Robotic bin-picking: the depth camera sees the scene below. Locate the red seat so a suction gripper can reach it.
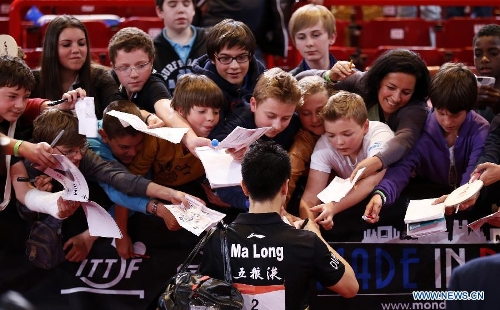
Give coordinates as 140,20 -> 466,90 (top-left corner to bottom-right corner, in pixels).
450,46 -> 475,66
118,17 -> 164,38
434,18 -> 499,49
22,48 -> 43,69
329,46 -> 358,62
359,18 -> 433,49
368,46 -> 446,67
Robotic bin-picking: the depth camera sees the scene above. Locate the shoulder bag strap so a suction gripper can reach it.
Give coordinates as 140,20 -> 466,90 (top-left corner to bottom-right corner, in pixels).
178,224 -> 218,273
219,222 -> 233,283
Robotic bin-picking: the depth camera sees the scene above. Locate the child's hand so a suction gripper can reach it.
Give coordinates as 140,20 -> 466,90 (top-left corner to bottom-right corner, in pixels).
22,141 -> 60,169
474,162 -> 500,186
64,231 -> 97,262
33,175 -> 53,192
363,195 -> 382,224
115,234 -> 134,259
56,197 -> 80,219
156,204 -> 182,231
476,85 -> 500,109
146,114 -> 165,128
58,87 -> 86,110
350,156 -> 383,182
311,202 -> 335,230
226,146 -> 247,162
328,60 -> 355,82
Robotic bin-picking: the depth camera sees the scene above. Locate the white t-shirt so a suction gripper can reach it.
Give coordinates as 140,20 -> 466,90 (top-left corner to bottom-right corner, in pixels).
310,121 -> 394,178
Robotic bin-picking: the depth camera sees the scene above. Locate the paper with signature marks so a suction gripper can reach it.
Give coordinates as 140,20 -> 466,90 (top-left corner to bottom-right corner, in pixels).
106,110 -> 188,144
82,201 -> 122,238
40,154 -> 89,202
34,154 -> 122,238
317,167 -> 366,203
164,196 -> 225,236
216,126 -> 271,151
75,97 -> 98,137
194,146 -> 242,188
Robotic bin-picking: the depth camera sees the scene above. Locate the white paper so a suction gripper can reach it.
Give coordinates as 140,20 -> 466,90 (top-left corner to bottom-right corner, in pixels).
75,97 -> 98,137
468,211 -> 500,232
317,167 -> 366,203
41,154 -> 90,202
34,154 -> 122,238
164,196 -> 226,236
106,110 -> 188,144
194,146 -> 242,188
404,198 -> 445,224
82,201 -> 122,238
216,126 -> 271,151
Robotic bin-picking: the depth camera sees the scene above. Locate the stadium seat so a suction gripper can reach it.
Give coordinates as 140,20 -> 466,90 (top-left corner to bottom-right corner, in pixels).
358,18 -> 433,49
375,46 -> 446,67
22,48 -> 42,69
118,17 -> 164,38
450,46 -> 474,66
434,18 -> 499,49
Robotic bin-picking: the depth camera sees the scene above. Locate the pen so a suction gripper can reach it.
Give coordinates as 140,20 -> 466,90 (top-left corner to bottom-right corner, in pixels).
47,95 -> 80,107
47,98 -> 68,106
17,177 -> 37,183
134,253 -> 151,259
455,204 -> 460,214
469,169 -> 485,184
348,59 -> 353,69
362,215 -> 375,221
300,218 -> 309,229
50,129 -> 65,148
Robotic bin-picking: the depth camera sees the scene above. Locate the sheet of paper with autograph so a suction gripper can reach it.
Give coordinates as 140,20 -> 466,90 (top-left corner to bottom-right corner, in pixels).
36,154 -> 122,238
106,110 -> 188,144
164,196 -> 226,236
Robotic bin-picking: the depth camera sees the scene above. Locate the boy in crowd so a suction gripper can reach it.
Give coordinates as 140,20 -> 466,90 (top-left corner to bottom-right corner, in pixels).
214,67 -> 302,210
200,141 -> 358,309
299,91 -> 394,233
473,24 -> 500,122
109,26 -> 210,155
286,75 -> 331,210
153,0 -> 207,95
11,109 -> 198,262
365,63 -> 490,223
192,19 -> 266,139
114,74 -> 225,257
288,4 -> 339,76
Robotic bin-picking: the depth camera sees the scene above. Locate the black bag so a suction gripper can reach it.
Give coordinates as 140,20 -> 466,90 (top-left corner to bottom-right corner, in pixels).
26,215 -> 65,269
157,224 -> 243,310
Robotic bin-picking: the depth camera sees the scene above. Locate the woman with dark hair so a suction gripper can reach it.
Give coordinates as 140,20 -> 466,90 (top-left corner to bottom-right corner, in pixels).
31,15 -> 118,119
297,48 -> 431,179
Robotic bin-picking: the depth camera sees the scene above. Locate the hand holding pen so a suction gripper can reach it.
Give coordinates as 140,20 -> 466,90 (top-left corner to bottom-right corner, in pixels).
472,163 -> 499,186
46,88 -> 86,110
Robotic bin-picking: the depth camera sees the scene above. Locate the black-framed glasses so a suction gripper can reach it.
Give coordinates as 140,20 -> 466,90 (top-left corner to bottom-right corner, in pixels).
214,54 -> 250,65
55,141 -> 90,158
449,164 -> 457,189
114,61 -> 151,75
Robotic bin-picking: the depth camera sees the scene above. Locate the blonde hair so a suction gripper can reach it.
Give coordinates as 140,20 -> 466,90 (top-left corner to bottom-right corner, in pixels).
253,67 -> 301,107
289,4 -> 336,45
320,91 -> 367,126
297,75 -> 332,107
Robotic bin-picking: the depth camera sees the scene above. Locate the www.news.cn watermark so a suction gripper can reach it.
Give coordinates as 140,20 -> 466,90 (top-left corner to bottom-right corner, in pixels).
412,291 -> 484,301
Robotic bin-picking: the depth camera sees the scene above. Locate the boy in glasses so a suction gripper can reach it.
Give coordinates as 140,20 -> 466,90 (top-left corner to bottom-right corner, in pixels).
364,63 -> 489,223
11,109 -> 199,263
153,0 -> 207,95
109,26 -> 211,155
192,19 -> 266,139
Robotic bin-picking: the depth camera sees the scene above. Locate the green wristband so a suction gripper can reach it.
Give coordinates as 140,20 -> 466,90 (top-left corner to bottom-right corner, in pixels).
13,140 -> 24,157
373,190 -> 387,205
324,70 -> 332,83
